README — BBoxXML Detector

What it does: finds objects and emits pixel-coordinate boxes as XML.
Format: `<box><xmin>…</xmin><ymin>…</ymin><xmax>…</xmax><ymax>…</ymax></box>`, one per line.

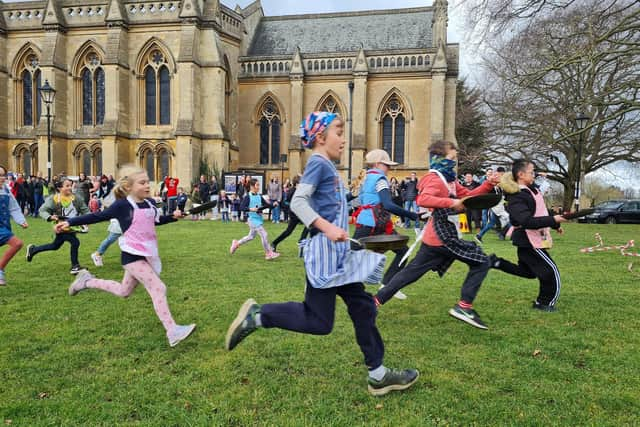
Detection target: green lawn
<box><xmin>1</xmin><ymin>219</ymin><xmax>639</xmax><ymax>426</ymax></box>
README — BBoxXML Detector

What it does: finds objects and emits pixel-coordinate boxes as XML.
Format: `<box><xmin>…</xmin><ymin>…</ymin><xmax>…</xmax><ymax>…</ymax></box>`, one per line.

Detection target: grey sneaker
<box><xmin>448</xmin><ymin>304</ymin><xmax>488</xmax><ymax>330</ymax></box>
<box><xmin>167</xmin><ymin>324</ymin><xmax>196</xmax><ymax>347</ymax></box>
<box><xmin>225</xmin><ymin>298</ymin><xmax>261</xmax><ymax>350</ymax></box>
<box><xmin>68</xmin><ymin>269</ymin><xmax>95</xmax><ymax>296</ymax></box>
<box><xmin>368</xmin><ymin>368</ymin><xmax>420</xmax><ymax>396</ymax></box>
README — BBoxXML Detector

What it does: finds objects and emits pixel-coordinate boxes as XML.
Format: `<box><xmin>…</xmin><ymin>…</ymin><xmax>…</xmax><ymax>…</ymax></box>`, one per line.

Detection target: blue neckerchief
<box><xmin>430</xmin><ymin>156</ymin><xmax>457</xmax><ymax>182</ymax></box>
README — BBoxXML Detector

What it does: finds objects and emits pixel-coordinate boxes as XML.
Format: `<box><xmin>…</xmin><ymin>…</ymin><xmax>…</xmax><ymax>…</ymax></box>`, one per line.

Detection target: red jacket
<box><xmin>417</xmin><ymin>172</ymin><xmax>494</xmax><ymax>246</ymax></box>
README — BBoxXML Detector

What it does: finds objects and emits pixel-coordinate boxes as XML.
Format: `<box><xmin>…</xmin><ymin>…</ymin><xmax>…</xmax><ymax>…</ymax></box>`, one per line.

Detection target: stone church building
<box><xmin>0</xmin><ymin>0</ymin><xmax>458</xmax><ymax>184</ymax></box>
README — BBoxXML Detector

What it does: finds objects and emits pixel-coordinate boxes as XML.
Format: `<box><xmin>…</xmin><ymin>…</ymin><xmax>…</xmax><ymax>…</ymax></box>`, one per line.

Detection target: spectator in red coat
<box><xmin>164</xmin><ymin>176</ymin><xmax>179</xmax><ymax>213</ymax></box>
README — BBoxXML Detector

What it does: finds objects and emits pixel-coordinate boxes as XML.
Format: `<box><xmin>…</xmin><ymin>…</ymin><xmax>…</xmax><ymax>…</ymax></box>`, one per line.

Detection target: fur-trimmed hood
<box><xmin>499</xmin><ymin>173</ymin><xmax>521</xmax><ymax>195</ymax></box>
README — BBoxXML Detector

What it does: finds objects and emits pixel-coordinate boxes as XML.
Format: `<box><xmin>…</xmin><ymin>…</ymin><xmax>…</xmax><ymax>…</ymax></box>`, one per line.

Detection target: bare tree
<box><xmin>477</xmin><ymin>0</ymin><xmax>640</xmax><ymax>209</ymax></box>
<box><xmin>455</xmin><ymin>79</ymin><xmax>488</xmax><ymax>174</ymax></box>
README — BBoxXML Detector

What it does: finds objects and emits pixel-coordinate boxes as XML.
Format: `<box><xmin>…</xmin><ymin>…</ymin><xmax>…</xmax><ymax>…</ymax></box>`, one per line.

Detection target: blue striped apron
<box><xmin>302</xmin><ymin>161</ymin><xmax>386</xmax><ymax>289</ymax></box>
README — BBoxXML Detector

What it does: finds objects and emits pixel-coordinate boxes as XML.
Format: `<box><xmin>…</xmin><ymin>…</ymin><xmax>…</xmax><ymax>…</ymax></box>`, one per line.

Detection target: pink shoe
<box><xmin>230</xmin><ymin>240</ymin><xmax>240</xmax><ymax>254</ymax></box>
<box><xmin>265</xmin><ymin>251</ymin><xmax>280</xmax><ymax>260</ymax></box>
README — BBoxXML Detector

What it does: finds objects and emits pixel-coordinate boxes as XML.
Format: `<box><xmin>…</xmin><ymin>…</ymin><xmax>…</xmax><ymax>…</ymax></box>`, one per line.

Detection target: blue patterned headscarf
<box><xmin>300</xmin><ymin>111</ymin><xmax>337</xmax><ymax>149</ymax></box>
<box><xmin>430</xmin><ymin>155</ymin><xmax>457</xmax><ymax>182</ymax></box>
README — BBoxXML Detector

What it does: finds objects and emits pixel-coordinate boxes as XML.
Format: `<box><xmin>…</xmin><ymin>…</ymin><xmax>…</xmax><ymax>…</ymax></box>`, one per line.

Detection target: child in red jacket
<box><xmin>374</xmin><ymin>140</ymin><xmax>500</xmax><ymax>330</ymax></box>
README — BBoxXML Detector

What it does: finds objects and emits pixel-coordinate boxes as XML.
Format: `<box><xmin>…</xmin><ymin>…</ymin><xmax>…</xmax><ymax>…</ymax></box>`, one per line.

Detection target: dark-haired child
<box><xmin>492</xmin><ymin>160</ymin><xmax>567</xmax><ymax>311</ymax></box>
<box><xmin>229</xmin><ymin>179</ymin><xmax>279</xmax><ymax>260</ymax></box>
<box><xmin>26</xmin><ymin>178</ymin><xmax>89</xmax><ymax>274</ymax></box>
<box><xmin>374</xmin><ymin>140</ymin><xmax>501</xmax><ymax>330</ymax></box>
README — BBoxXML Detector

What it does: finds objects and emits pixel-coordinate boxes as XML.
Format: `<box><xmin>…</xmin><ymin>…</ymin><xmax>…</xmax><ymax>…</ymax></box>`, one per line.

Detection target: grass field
<box><xmin>1</xmin><ymin>218</ymin><xmax>639</xmax><ymax>426</ymax></box>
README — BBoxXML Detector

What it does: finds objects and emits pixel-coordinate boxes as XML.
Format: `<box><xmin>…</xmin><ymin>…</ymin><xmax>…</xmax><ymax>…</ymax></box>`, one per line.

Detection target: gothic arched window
<box><xmin>78</xmin><ymin>51</ymin><xmax>105</xmax><ymax>126</ymax></box>
<box><xmin>15</xmin><ymin>144</ymin><xmax>37</xmax><ymax>175</ymax></box>
<box><xmin>380</xmin><ymin>95</ymin><xmax>406</xmax><ymax>164</ymax></box>
<box><xmin>258</xmin><ymin>98</ymin><xmax>281</xmax><ymax>165</ymax></box>
<box><xmin>93</xmin><ymin>148</ymin><xmax>103</xmax><ymax>175</ymax></box>
<box><xmin>18</xmin><ymin>54</ymin><xmax>41</xmax><ymax>127</ymax></box>
<box><xmin>318</xmin><ymin>95</ymin><xmax>342</xmax><ymax>116</ymax></box>
<box><xmin>143</xmin><ymin>50</ymin><xmax>171</xmax><ymax>125</ymax></box>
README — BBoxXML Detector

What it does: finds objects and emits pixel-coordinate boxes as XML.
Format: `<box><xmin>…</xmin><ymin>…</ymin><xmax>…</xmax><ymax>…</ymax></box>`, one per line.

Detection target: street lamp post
<box><xmin>39</xmin><ymin>80</ymin><xmax>56</xmax><ymax>183</ymax></box>
<box><xmin>347</xmin><ymin>81</ymin><xmax>354</xmax><ymax>186</ymax></box>
<box><xmin>574</xmin><ymin>111</ymin><xmax>590</xmax><ymax>212</ymax></box>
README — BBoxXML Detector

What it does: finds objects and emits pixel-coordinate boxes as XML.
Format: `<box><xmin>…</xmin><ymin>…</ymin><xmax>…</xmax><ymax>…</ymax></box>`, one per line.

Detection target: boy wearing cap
<box><xmin>351</xmin><ymin>149</ymin><xmax>419</xmax><ymax>300</ymax></box>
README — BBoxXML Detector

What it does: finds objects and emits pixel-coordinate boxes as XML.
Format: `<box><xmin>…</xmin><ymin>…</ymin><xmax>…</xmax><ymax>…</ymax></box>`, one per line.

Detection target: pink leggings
<box><xmin>238</xmin><ymin>225</ymin><xmax>271</xmax><ymax>253</ymax></box>
<box><xmin>85</xmin><ymin>260</ymin><xmax>176</xmax><ymax>332</ymax></box>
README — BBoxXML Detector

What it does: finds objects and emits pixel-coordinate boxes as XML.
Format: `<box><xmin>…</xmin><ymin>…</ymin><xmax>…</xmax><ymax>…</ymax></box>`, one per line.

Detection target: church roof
<box><xmin>247</xmin><ymin>7</ymin><xmax>434</xmax><ymax>57</ymax></box>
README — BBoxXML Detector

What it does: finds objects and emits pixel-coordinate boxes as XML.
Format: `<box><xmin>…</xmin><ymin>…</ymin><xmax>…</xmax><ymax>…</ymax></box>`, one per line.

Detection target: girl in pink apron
<box><xmin>493</xmin><ymin>160</ymin><xmax>567</xmax><ymax>311</ymax></box>
<box><xmin>56</xmin><ymin>165</ymin><xmax>196</xmax><ymax>347</ymax></box>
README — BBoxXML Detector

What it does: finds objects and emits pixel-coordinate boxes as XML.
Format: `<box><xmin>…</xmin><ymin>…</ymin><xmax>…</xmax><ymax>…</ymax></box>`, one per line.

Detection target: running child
<box><xmin>26</xmin><ymin>178</ymin><xmax>90</xmax><ymax>274</ymax></box>
<box><xmin>0</xmin><ymin>165</ymin><xmax>28</xmax><ymax>286</ymax></box>
<box><xmin>351</xmin><ymin>149</ymin><xmax>420</xmax><ymax>301</ymax></box>
<box><xmin>91</xmin><ymin>191</ymin><xmax>122</xmax><ymax>267</ymax></box>
<box><xmin>374</xmin><ymin>140</ymin><xmax>501</xmax><ymax>330</ymax></box>
<box><xmin>229</xmin><ymin>179</ymin><xmax>280</xmax><ymax>260</ymax></box>
<box><xmin>225</xmin><ymin>112</ymin><xmax>419</xmax><ymax>396</ymax></box>
<box><xmin>491</xmin><ymin>159</ymin><xmax>567</xmax><ymax>311</ymax></box>
<box><xmin>56</xmin><ymin>165</ymin><xmax>196</xmax><ymax>347</ymax></box>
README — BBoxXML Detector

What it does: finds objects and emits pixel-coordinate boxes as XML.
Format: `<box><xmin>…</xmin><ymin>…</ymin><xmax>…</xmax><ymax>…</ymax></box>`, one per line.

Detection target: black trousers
<box><xmin>31</xmin><ymin>233</ymin><xmax>80</xmax><ymax>266</ymax></box>
<box><xmin>271</xmin><ymin>216</ymin><xmax>309</xmax><ymax>250</ymax></box>
<box><xmin>351</xmin><ymin>225</ymin><xmax>408</xmax><ymax>286</ymax></box>
<box><xmin>495</xmin><ymin>247</ymin><xmax>561</xmax><ymax>306</ymax></box>
<box><xmin>376</xmin><ymin>243</ymin><xmax>490</xmax><ymax>305</ymax></box>
<box><xmin>261</xmin><ymin>278</ymin><xmax>384</xmax><ymax>370</ymax></box>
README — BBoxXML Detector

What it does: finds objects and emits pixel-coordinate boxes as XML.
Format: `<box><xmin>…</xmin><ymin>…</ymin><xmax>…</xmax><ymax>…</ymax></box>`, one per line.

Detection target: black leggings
<box><xmin>271</xmin><ymin>215</ymin><xmax>309</xmax><ymax>250</ymax></box>
<box><xmin>31</xmin><ymin>233</ymin><xmax>80</xmax><ymax>266</ymax></box>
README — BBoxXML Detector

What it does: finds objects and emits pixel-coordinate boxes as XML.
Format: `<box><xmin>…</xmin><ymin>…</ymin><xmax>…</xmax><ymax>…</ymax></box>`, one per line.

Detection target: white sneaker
<box><xmin>69</xmin><ymin>269</ymin><xmax>94</xmax><ymax>296</ymax></box>
<box><xmin>379</xmin><ymin>284</ymin><xmax>407</xmax><ymax>300</ymax></box>
<box><xmin>91</xmin><ymin>252</ymin><xmax>103</xmax><ymax>267</ymax></box>
<box><xmin>167</xmin><ymin>324</ymin><xmax>196</xmax><ymax>347</ymax></box>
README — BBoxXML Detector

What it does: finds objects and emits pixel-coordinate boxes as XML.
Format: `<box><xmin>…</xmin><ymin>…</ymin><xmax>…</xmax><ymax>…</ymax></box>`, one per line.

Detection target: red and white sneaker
<box><xmin>230</xmin><ymin>240</ymin><xmax>240</xmax><ymax>255</ymax></box>
<box><xmin>265</xmin><ymin>251</ymin><xmax>280</xmax><ymax>260</ymax></box>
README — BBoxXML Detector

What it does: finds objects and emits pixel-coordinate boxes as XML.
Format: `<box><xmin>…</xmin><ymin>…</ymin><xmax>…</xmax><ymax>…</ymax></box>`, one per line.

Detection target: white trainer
<box><xmin>379</xmin><ymin>284</ymin><xmax>407</xmax><ymax>300</ymax></box>
<box><xmin>69</xmin><ymin>269</ymin><xmax>95</xmax><ymax>296</ymax></box>
<box><xmin>167</xmin><ymin>324</ymin><xmax>196</xmax><ymax>347</ymax></box>
<box><xmin>91</xmin><ymin>252</ymin><xmax>104</xmax><ymax>267</ymax></box>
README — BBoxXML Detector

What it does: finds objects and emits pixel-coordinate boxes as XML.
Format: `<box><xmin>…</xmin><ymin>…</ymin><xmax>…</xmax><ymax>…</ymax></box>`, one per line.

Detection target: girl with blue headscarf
<box><xmin>225</xmin><ymin>112</ymin><xmax>419</xmax><ymax>396</ymax></box>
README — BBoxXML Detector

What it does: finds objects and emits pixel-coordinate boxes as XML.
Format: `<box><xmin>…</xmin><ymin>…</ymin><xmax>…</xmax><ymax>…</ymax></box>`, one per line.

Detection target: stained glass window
<box><xmin>145</xmin><ymin>67</ymin><xmax>156</xmax><ymax>125</ymax></box>
<box><xmin>258</xmin><ymin>98</ymin><xmax>282</xmax><ymax>165</ymax></box>
<box><xmin>143</xmin><ymin>49</ymin><xmax>171</xmax><ymax>126</ymax></box>
<box><xmin>380</xmin><ymin>95</ymin><xmax>406</xmax><ymax>164</ymax></box>
<box><xmin>82</xmin><ymin>68</ymin><xmax>93</xmax><ymax>125</ymax></box>
<box><xmin>23</xmin><ymin>70</ymin><xmax>33</xmax><ymax>126</ymax></box>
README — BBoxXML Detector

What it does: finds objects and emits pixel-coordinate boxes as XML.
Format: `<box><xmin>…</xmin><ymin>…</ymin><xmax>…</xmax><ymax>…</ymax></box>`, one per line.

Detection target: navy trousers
<box><xmin>376</xmin><ymin>243</ymin><xmax>490</xmax><ymax>305</ymax></box>
<box><xmin>260</xmin><ymin>278</ymin><xmax>384</xmax><ymax>370</ymax></box>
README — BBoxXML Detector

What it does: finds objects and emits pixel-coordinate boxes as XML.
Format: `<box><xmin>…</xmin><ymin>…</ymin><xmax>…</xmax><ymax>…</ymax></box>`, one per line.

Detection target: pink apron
<box><xmin>522</xmin><ymin>186</ymin><xmax>552</xmax><ymax>249</ymax></box>
<box><xmin>118</xmin><ymin>196</ymin><xmax>162</xmax><ymax>274</ymax></box>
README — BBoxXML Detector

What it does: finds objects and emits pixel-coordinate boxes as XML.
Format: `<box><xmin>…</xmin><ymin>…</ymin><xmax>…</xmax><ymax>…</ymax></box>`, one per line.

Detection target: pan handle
<box><xmin>348</xmin><ymin>237</ymin><xmax>364</xmax><ymax>248</ymax></box>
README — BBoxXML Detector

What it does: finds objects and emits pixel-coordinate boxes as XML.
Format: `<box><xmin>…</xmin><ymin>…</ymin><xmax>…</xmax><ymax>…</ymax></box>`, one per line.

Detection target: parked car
<box><xmin>580</xmin><ymin>199</ymin><xmax>640</xmax><ymax>224</ymax></box>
